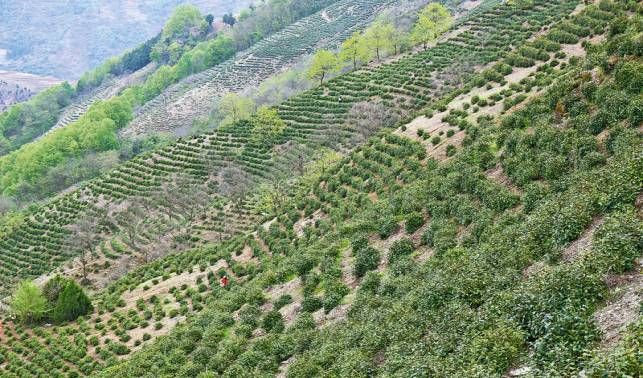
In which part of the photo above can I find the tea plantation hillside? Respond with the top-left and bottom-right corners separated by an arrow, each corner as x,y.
65,3 -> 643,375
126,0 -> 397,135
0,0 -> 594,295
1,0 -> 642,377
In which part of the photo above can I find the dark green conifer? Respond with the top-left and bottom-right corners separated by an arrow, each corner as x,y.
53,279 -> 94,323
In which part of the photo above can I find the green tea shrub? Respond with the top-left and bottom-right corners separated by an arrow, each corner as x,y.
505,53 -> 535,67
532,36 -> 561,52
273,294 -> 293,310
522,182 -> 549,213
290,313 -> 316,333
322,278 -> 350,314
357,271 -> 381,296
615,60 -> 643,94
351,235 -> 368,255
301,296 -> 323,313
261,310 -> 285,333
377,217 -> 398,239
107,342 -> 130,355
585,207 -> 643,274
388,237 -> 414,264
628,95 -> 643,127
586,110 -> 612,135
404,211 -> 425,233
353,247 -> 381,278
518,46 -> 550,61
547,29 -> 580,44
239,305 -> 261,329
446,144 -> 456,157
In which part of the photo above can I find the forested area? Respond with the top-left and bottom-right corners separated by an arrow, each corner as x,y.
0,91 -> 135,198
0,83 -> 76,156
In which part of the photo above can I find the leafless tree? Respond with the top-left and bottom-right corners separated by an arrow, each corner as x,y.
64,217 -> 102,285
476,30 -> 492,49
114,199 -> 146,249
348,101 -> 406,142
276,143 -> 313,177
219,166 -> 253,209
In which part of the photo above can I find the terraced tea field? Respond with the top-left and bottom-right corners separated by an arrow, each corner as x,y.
126,0 -> 396,135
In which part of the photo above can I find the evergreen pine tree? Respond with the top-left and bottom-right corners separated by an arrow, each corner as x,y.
53,279 -> 94,323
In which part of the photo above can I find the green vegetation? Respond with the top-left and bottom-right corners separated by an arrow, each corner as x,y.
7,280 -> 50,323
0,92 -> 135,196
0,82 -> 76,156
53,280 -> 94,324
4,0 -> 643,377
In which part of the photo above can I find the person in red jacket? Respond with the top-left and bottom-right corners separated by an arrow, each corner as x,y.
220,275 -> 228,288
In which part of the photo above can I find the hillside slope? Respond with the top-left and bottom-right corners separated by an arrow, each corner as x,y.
125,0 -> 397,136
1,0 -> 640,377
0,0 -> 591,291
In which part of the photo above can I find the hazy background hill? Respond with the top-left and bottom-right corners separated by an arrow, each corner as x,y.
0,0 -> 255,80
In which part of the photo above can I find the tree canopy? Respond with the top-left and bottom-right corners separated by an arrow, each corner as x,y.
307,49 -> 341,85
411,3 -> 453,50
220,94 -> 255,126
53,279 -> 94,324
251,106 -> 286,150
161,4 -> 203,41
339,31 -> 371,70
8,279 -> 50,322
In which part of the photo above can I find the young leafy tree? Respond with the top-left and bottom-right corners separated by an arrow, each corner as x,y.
8,279 -> 50,323
250,106 -> 286,149
53,279 -> 94,324
339,31 -> 371,70
383,23 -> 407,55
410,3 -> 453,50
363,21 -> 393,61
161,4 -> 203,41
219,93 -> 255,125
307,49 -> 341,85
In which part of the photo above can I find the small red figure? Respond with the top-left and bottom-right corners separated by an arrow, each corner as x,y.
220,275 -> 228,287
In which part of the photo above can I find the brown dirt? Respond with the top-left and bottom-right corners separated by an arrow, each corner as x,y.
486,165 -> 522,194
118,260 -> 229,313
563,215 -> 604,261
594,266 -> 643,349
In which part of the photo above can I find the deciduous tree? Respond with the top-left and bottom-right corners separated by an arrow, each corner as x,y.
251,106 -> 286,149
339,31 -> 370,71
410,3 -> 453,50
363,21 -> 393,61
8,280 -> 50,323
220,93 -> 255,125
307,50 -> 341,85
